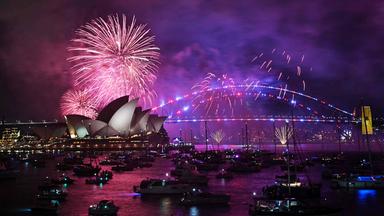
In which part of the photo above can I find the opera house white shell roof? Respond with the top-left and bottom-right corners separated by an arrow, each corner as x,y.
64,96 -> 166,138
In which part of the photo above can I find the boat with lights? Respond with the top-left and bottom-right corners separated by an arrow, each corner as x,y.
88,200 -> 119,216
334,175 -> 384,189
249,198 -> 342,216
133,179 -> 193,195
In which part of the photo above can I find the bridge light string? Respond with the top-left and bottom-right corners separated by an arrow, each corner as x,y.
152,84 -> 354,118
166,117 -> 357,124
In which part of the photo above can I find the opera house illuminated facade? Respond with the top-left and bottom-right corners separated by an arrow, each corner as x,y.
64,96 -> 167,141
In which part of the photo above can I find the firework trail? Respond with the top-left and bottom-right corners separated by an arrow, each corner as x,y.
60,89 -> 98,119
192,73 -> 237,116
68,14 -> 160,108
251,49 -> 307,102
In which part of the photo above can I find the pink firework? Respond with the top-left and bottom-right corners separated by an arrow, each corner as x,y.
68,14 -> 160,108
192,73 -> 237,116
60,89 -> 98,119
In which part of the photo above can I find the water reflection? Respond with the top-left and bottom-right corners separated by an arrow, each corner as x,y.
159,197 -> 172,215
189,206 -> 199,216
358,189 -> 377,202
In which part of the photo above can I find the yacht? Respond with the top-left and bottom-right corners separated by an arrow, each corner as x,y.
36,188 -> 68,201
73,165 -> 101,177
249,198 -> 341,216
51,175 -> 75,185
89,200 -> 119,216
180,189 -> 230,205
86,176 -> 109,185
334,175 -> 384,189
133,179 -> 193,195
262,183 -> 321,199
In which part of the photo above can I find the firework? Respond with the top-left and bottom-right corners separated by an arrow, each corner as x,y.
68,14 -> 160,108
251,49 -> 307,100
60,89 -> 98,119
192,73 -> 237,115
211,129 -> 226,148
275,125 -> 293,145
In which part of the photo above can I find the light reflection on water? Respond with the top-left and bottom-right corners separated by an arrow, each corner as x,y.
189,206 -> 199,216
358,189 -> 377,202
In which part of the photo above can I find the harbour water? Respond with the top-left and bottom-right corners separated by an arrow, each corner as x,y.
1,153 -> 384,216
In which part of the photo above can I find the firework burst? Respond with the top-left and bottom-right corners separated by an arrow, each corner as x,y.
192,73 -> 237,116
68,14 -> 160,108
211,129 -> 225,150
60,89 -> 98,119
275,125 -> 293,145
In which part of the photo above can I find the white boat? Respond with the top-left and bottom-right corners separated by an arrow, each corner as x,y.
133,179 -> 193,195
89,200 -> 119,216
335,175 -> 384,189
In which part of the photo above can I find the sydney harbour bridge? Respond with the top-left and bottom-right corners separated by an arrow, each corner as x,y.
1,84 -> 383,152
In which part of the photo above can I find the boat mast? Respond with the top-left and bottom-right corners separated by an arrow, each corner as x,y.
205,121 -> 208,153
245,122 -> 249,151
272,119 -> 276,154
285,120 -> 291,195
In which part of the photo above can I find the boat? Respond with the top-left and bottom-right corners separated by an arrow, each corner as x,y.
170,163 -> 198,177
262,183 -> 321,199
31,200 -> 59,215
333,175 -> 384,189
99,159 -> 123,166
38,183 -> 62,191
85,176 -> 109,185
51,175 -> 75,185
133,179 -> 193,195
280,163 -> 305,172
249,198 -> 341,216
196,162 -> 219,171
73,165 -> 101,177
89,200 -> 119,216
216,169 -> 234,179
180,189 -> 230,205
36,188 -> 67,201
99,170 -> 113,180
275,174 -> 299,184
228,162 -> 261,173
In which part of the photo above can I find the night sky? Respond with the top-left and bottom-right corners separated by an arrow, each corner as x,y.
0,0 -> 383,121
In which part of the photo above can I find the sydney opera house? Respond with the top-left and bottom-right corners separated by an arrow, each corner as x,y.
65,96 -> 167,139
0,96 -> 169,149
